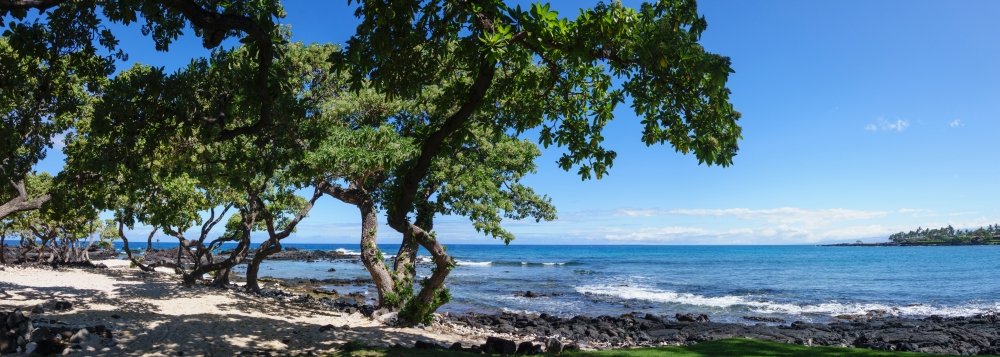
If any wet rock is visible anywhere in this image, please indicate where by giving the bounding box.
[743,316,785,323]
[675,313,710,323]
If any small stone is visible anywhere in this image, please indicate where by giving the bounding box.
[52,301,73,311]
[319,324,335,332]
[69,329,90,344]
[24,342,37,354]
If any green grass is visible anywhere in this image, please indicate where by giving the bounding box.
[332,338,966,357]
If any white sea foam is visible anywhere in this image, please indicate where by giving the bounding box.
[333,248,360,256]
[575,284,1000,318]
[456,260,492,267]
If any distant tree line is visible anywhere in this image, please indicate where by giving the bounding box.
[888,224,1000,245]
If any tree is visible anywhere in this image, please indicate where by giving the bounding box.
[57,40,339,286]
[337,0,740,325]
[304,90,556,316]
[2,0,286,220]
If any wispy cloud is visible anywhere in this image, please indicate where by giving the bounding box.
[948,119,963,128]
[633,207,888,225]
[595,207,996,244]
[865,117,909,132]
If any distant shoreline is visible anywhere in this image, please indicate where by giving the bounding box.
[823,242,1000,247]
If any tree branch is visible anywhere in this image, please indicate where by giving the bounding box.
[386,58,496,229]
[0,180,51,219]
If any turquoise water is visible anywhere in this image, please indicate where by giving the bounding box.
[125,243,1000,323]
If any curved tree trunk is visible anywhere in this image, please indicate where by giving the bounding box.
[397,223,454,326]
[183,236,250,286]
[358,198,398,307]
[320,182,401,308]
[245,239,281,292]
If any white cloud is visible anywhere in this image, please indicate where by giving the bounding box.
[615,209,660,217]
[602,226,709,242]
[865,117,909,132]
[948,119,963,128]
[589,207,941,244]
[665,207,888,225]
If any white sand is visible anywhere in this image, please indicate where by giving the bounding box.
[0,261,488,356]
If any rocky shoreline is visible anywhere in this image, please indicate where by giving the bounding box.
[443,310,1000,355]
[6,260,1000,355]
[236,272,1000,356]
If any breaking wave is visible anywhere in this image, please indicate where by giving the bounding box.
[575,284,1000,318]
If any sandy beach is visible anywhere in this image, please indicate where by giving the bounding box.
[0,260,484,356]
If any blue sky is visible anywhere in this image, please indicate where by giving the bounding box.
[36,0,1000,245]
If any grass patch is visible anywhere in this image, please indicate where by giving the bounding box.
[332,338,964,356]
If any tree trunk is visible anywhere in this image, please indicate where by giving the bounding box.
[0,234,6,264]
[359,198,398,307]
[244,239,281,293]
[391,231,420,301]
[184,234,251,286]
[398,223,454,326]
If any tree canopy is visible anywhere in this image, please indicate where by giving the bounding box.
[1,0,741,325]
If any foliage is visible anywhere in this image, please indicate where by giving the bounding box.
[889,224,1000,245]
[337,0,741,324]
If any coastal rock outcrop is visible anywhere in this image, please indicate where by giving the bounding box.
[1,309,115,355]
[449,311,1000,355]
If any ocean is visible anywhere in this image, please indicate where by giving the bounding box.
[118,243,1000,323]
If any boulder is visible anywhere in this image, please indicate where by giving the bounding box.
[483,336,517,354]
[515,341,536,354]
[545,337,563,354]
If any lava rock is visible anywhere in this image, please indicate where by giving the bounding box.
[52,301,73,311]
[414,340,441,350]
[483,336,517,354]
[545,337,563,354]
[675,313,710,323]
